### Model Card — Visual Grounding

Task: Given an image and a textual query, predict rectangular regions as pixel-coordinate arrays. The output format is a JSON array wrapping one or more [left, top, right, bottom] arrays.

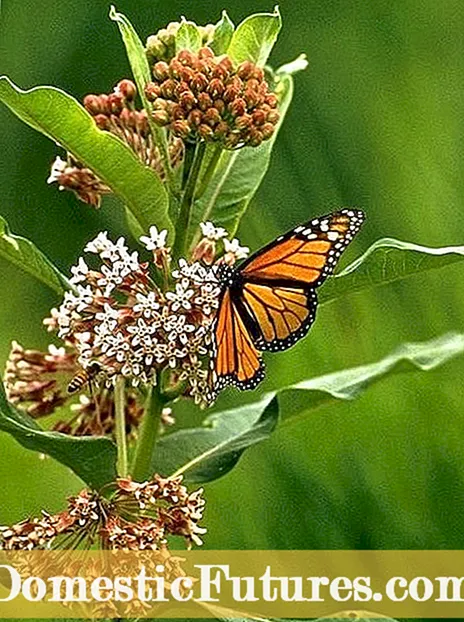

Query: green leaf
[[152, 333, 464, 483], [0, 383, 117, 489], [0, 76, 172, 238], [0, 215, 71, 294], [109, 6, 151, 87], [210, 11, 235, 55], [151, 397, 279, 484], [319, 238, 464, 305], [190, 73, 293, 244], [314, 614, 397, 621], [227, 7, 282, 67], [176, 18, 202, 53]]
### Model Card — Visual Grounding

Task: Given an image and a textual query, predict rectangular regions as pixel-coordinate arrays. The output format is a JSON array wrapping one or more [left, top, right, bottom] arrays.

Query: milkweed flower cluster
[[146, 47, 279, 149], [0, 475, 205, 550], [47, 79, 184, 208]]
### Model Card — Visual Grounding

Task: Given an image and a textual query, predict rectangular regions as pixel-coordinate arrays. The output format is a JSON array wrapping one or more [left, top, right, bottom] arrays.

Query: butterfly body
[[212, 209, 365, 393]]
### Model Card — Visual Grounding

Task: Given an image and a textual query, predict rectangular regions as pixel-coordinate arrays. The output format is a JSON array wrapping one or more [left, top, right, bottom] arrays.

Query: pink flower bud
[[117, 79, 137, 101]]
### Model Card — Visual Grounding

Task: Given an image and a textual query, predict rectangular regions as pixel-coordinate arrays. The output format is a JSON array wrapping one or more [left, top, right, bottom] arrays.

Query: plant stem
[[114, 377, 128, 478], [172, 141, 207, 259], [195, 143, 223, 200], [131, 382, 164, 482]]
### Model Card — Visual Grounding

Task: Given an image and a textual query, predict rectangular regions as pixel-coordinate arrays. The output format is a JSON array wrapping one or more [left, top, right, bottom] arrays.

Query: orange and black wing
[[237, 208, 365, 352], [213, 288, 265, 391]]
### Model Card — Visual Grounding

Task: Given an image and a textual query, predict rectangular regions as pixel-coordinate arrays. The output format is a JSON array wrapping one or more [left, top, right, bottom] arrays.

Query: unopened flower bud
[[198, 124, 214, 140], [179, 90, 196, 111], [94, 114, 110, 130], [251, 67, 265, 82], [177, 49, 196, 66], [243, 88, 261, 108], [169, 59, 183, 79], [261, 123, 276, 139], [198, 92, 212, 111], [153, 61, 170, 81], [116, 79, 137, 101], [214, 122, 228, 138], [172, 119, 191, 138], [235, 114, 252, 130], [152, 109, 170, 126], [248, 127, 263, 147], [265, 93, 278, 108], [161, 79, 177, 99], [224, 132, 240, 149], [83, 94, 102, 115], [252, 109, 266, 126], [237, 61, 255, 80], [198, 47, 214, 60], [98, 94, 111, 115], [192, 238, 216, 264], [207, 78, 224, 98], [213, 98, 226, 115], [228, 97, 246, 117], [266, 110, 280, 124], [223, 84, 240, 103], [203, 107, 221, 127], [108, 93, 124, 114], [191, 73, 209, 93], [188, 109, 203, 128], [145, 82, 161, 101]]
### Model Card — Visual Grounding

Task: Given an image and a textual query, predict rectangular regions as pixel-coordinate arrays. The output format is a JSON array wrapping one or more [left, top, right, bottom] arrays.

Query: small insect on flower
[[67, 361, 101, 394]]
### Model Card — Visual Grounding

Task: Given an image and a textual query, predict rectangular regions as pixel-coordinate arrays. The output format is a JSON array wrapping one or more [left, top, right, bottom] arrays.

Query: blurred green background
[[1, 0, 464, 568]]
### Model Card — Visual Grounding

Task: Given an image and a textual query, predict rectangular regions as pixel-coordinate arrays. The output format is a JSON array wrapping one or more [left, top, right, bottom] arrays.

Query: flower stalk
[[131, 380, 165, 482], [114, 377, 128, 477], [195, 143, 223, 200]]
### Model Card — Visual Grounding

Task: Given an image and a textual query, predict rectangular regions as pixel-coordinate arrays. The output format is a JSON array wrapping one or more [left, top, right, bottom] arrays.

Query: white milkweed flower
[[199, 221, 228, 241], [223, 238, 250, 261], [139, 226, 169, 251]]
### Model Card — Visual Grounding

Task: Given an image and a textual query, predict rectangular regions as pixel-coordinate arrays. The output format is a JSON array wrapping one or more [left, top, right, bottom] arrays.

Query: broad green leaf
[[109, 6, 176, 206], [152, 333, 464, 483], [151, 397, 279, 484], [0, 383, 117, 489], [0, 77, 172, 238], [190, 73, 293, 245], [319, 238, 464, 305], [176, 19, 202, 53], [210, 11, 235, 56], [315, 614, 397, 621], [0, 215, 71, 294], [227, 8, 282, 67]]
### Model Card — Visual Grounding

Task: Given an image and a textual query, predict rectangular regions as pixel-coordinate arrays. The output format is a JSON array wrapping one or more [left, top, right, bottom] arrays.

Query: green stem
[[195, 143, 223, 200], [131, 382, 164, 482], [114, 377, 128, 478], [172, 141, 207, 259]]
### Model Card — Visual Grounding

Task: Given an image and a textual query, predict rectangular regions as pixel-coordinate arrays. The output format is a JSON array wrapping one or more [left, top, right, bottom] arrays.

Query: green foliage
[[211, 11, 235, 55], [0, 383, 116, 489], [227, 8, 282, 66], [0, 77, 173, 238], [176, 18, 203, 53], [0, 215, 70, 294], [319, 238, 464, 305], [150, 332, 464, 484]]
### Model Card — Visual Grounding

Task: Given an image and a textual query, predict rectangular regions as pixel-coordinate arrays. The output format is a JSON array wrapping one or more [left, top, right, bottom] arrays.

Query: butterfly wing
[[237, 208, 365, 352], [213, 288, 265, 391]]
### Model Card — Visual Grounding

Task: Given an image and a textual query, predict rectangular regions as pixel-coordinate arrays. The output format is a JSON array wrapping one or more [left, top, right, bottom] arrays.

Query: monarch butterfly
[[212, 208, 365, 392]]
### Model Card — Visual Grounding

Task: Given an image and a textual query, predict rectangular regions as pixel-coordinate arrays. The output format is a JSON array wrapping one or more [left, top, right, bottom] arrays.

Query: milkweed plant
[[1, 6, 464, 559]]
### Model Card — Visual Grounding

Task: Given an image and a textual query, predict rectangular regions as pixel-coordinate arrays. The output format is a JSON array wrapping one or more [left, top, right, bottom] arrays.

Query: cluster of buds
[[0, 475, 206, 550], [3, 340, 145, 438], [146, 47, 280, 149], [48, 79, 183, 208], [146, 21, 215, 64]]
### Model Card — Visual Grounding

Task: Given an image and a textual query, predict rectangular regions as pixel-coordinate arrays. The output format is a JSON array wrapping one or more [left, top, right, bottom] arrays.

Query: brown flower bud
[[153, 97, 169, 110], [98, 94, 111, 115], [152, 109, 170, 126], [235, 114, 252, 130], [188, 109, 203, 128], [228, 97, 247, 117], [108, 93, 124, 114], [192, 238, 216, 264], [266, 110, 280, 124], [145, 82, 161, 101], [198, 47, 214, 60], [153, 61, 170, 81], [177, 50, 196, 66], [198, 92, 213, 111], [261, 122, 276, 140], [251, 67, 265, 82], [207, 78, 225, 98], [248, 127, 263, 147], [224, 132, 241, 149], [135, 111, 149, 134], [179, 90, 196, 111], [223, 85, 240, 103], [243, 88, 261, 108], [179, 66, 195, 83], [212, 64, 229, 81], [228, 76, 243, 91], [198, 124, 214, 140], [161, 79, 177, 99], [172, 119, 191, 138], [252, 109, 266, 126], [94, 114, 110, 130], [237, 61, 255, 80], [117, 79, 137, 101], [191, 72, 209, 93], [83, 94, 102, 115], [214, 121, 229, 138], [265, 93, 278, 108], [171, 104, 185, 120], [169, 59, 183, 79], [203, 107, 221, 127], [246, 78, 260, 92], [213, 98, 226, 115]]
